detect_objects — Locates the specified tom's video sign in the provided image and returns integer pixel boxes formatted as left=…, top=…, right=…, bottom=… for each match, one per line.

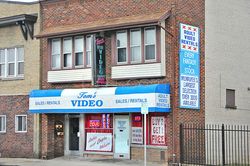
left=179, top=23, right=200, bottom=109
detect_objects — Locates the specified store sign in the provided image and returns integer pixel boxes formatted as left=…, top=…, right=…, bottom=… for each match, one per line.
left=151, top=117, right=165, bottom=145
left=86, top=133, right=112, bottom=151
left=89, top=120, right=100, bottom=128
left=29, top=84, right=171, bottom=113
left=95, top=37, right=106, bottom=85
left=179, top=23, right=200, bottom=109
left=132, top=127, right=143, bottom=144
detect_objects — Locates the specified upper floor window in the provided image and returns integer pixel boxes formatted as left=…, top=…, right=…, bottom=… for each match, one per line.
left=51, top=35, right=93, bottom=70
left=0, top=47, right=24, bottom=79
left=226, top=89, right=237, bottom=109
left=116, top=31, right=127, bottom=63
left=130, top=29, right=141, bottom=63
left=145, top=27, right=156, bottom=61
left=115, top=26, right=157, bottom=65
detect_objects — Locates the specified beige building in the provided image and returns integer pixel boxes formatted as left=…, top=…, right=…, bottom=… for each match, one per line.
left=205, top=0, right=250, bottom=125
left=0, top=1, right=40, bottom=158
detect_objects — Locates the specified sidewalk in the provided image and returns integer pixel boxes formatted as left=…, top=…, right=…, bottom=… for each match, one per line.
left=0, top=156, right=167, bottom=166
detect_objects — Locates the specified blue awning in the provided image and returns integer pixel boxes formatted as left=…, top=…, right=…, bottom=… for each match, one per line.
left=29, top=84, right=171, bottom=114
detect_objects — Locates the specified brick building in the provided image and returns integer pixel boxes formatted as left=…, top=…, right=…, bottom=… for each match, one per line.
left=29, top=0, right=205, bottom=163
left=0, top=1, right=40, bottom=158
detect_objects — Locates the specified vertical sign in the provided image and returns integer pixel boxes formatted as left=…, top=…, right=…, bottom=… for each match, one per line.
left=95, top=37, right=106, bottom=85
left=179, top=23, right=200, bottom=109
left=151, top=116, right=165, bottom=145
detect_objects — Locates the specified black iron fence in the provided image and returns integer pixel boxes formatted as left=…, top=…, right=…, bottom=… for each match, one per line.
left=179, top=124, right=250, bottom=165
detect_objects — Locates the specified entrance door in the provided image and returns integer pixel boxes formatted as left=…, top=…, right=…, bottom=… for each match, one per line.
left=69, top=117, right=79, bottom=152
left=114, top=115, right=130, bottom=159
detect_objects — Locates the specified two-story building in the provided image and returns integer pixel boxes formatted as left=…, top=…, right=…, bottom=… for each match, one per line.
left=28, top=0, right=205, bottom=163
left=0, top=1, right=40, bottom=158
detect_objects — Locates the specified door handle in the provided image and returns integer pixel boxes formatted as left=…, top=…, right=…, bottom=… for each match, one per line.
left=127, top=139, right=129, bottom=146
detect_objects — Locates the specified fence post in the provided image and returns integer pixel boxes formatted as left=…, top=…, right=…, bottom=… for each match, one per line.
left=222, top=124, right=225, bottom=166
left=180, top=123, right=184, bottom=164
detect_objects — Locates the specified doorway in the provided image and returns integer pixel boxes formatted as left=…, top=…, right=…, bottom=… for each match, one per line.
left=69, top=117, right=79, bottom=152
left=114, top=115, right=130, bottom=159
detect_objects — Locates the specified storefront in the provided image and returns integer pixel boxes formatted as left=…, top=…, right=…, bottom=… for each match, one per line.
left=29, top=84, right=170, bottom=159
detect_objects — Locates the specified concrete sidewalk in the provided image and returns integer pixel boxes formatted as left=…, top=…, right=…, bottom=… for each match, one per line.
left=0, top=156, right=167, bottom=166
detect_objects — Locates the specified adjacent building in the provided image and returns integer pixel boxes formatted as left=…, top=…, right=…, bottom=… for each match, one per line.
left=0, top=1, right=40, bottom=158
left=29, top=0, right=205, bottom=163
left=205, top=0, right=250, bottom=125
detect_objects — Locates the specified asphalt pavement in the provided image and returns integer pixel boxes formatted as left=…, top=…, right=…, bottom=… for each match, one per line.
left=0, top=156, right=167, bottom=166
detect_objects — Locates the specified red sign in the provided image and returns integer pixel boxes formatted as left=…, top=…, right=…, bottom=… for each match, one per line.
left=134, top=115, right=141, bottom=122
left=89, top=120, right=100, bottom=128
left=151, top=116, right=165, bottom=145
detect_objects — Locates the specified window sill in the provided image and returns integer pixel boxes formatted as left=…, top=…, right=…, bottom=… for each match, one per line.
left=15, top=131, right=27, bottom=133
left=0, top=131, right=6, bottom=134
left=114, top=61, right=159, bottom=66
left=0, top=77, right=24, bottom=81
left=225, top=105, right=237, bottom=109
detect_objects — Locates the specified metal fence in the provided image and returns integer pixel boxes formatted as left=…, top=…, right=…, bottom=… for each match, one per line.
left=179, top=124, right=250, bottom=165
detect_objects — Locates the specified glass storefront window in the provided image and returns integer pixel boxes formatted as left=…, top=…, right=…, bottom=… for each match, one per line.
left=85, top=114, right=113, bottom=152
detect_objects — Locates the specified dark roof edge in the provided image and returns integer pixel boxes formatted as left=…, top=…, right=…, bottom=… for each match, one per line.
left=0, top=0, right=39, bottom=5
left=0, top=14, right=38, bottom=27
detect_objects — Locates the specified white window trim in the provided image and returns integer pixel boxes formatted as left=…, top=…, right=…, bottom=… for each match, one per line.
left=0, top=115, right=6, bottom=133
left=0, top=47, right=24, bottom=79
left=51, top=38, right=61, bottom=70
left=86, top=35, right=93, bottom=67
left=144, top=26, right=157, bottom=62
left=63, top=37, right=73, bottom=69
left=130, top=28, right=141, bottom=63
left=116, top=30, right=128, bottom=64
left=74, top=36, right=84, bottom=68
left=0, top=49, right=6, bottom=78
left=15, top=115, right=27, bottom=133
left=17, top=47, right=24, bottom=76
left=7, top=48, right=16, bottom=77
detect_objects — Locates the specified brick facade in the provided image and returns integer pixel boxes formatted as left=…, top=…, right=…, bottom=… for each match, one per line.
left=39, top=0, right=205, bottom=163
left=0, top=95, right=33, bottom=158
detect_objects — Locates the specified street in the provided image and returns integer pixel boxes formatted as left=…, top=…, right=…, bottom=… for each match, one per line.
left=0, top=156, right=166, bottom=166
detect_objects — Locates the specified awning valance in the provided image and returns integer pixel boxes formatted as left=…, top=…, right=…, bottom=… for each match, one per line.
left=29, top=84, right=171, bottom=114
left=36, top=10, right=170, bottom=38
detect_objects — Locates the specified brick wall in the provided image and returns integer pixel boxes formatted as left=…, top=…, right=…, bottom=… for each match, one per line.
left=41, top=114, right=64, bottom=159
left=40, top=0, right=205, bottom=162
left=0, top=95, right=33, bottom=158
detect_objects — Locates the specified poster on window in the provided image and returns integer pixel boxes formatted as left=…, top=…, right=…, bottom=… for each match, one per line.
left=132, top=127, right=143, bottom=144
left=86, top=133, right=112, bottom=151
left=151, top=116, right=165, bottom=145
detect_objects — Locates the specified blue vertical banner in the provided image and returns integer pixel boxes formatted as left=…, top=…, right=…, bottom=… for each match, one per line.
left=179, top=23, right=200, bottom=109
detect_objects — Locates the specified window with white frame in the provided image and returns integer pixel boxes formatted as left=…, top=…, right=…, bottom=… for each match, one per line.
left=130, top=29, right=141, bottom=63
left=144, top=27, right=156, bottom=61
left=116, top=31, right=127, bottom=63
left=115, top=26, right=157, bottom=65
left=74, top=36, right=84, bottom=67
left=0, top=49, right=5, bottom=77
left=17, top=48, right=24, bottom=75
left=51, top=35, right=93, bottom=69
left=63, top=38, right=72, bottom=68
left=0, top=47, right=24, bottom=79
left=51, top=39, right=61, bottom=69
left=0, top=115, right=6, bottom=133
left=15, top=115, right=27, bottom=132
left=86, top=35, right=92, bottom=67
